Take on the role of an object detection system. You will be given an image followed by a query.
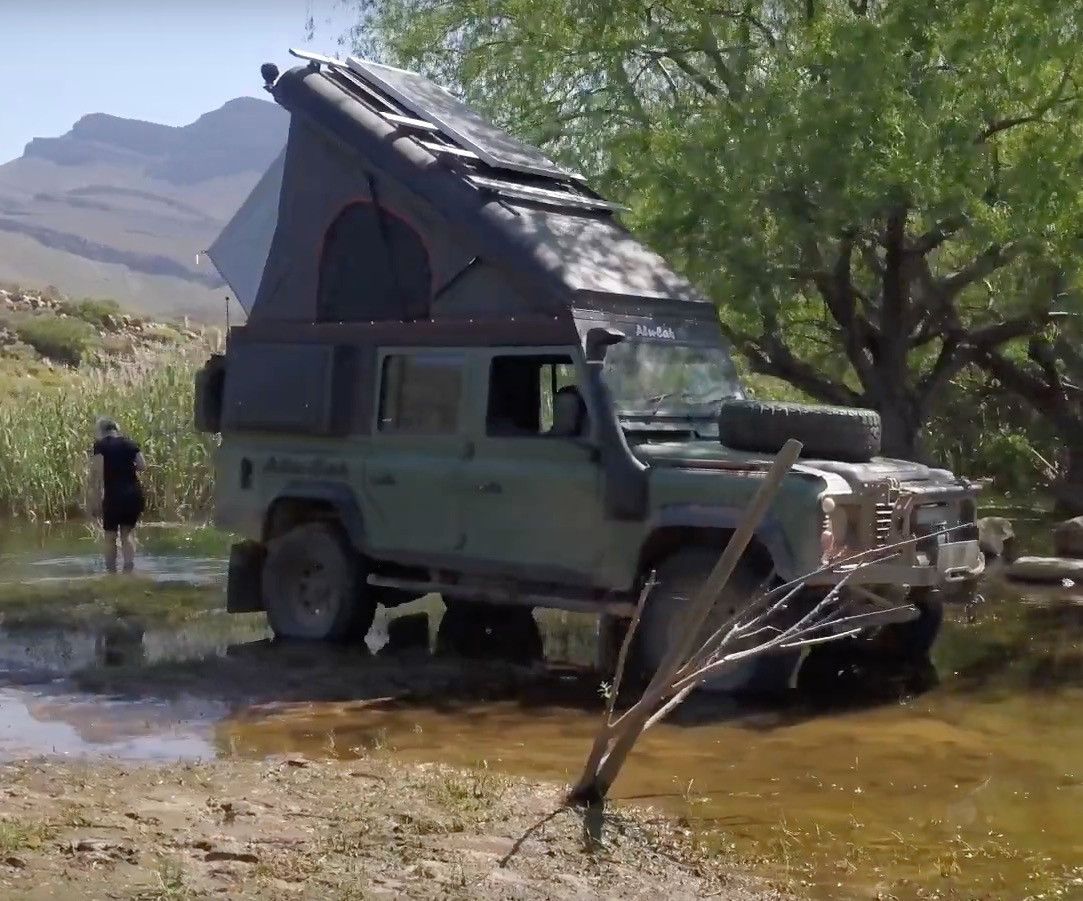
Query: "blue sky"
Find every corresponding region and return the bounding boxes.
[0,1,357,164]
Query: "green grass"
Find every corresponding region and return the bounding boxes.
[0,349,216,521]
[12,314,100,366]
[0,819,54,852]
[0,576,222,631]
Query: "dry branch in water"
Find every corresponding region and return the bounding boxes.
[570,438,920,804]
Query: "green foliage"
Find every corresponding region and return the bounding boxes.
[13,314,99,366]
[357,0,1083,461]
[0,352,215,521]
[61,296,123,330]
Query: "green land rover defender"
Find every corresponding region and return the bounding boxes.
[195,51,983,693]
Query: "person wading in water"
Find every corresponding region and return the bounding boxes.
[85,417,147,573]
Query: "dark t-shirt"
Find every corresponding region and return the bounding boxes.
[92,435,142,499]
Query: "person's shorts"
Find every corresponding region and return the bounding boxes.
[102,490,145,532]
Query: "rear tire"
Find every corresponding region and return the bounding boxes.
[262,522,374,642]
[634,547,802,696]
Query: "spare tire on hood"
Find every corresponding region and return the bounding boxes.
[718,399,881,463]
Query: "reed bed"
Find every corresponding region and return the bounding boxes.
[0,348,215,522]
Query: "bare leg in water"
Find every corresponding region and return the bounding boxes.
[103,530,119,574]
[119,526,136,573]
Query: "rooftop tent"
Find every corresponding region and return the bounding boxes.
[207,150,285,314]
[210,51,714,329]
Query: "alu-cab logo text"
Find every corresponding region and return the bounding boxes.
[635,323,677,340]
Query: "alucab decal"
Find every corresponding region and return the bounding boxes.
[634,323,677,340]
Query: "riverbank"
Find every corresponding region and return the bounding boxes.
[0,755,770,900]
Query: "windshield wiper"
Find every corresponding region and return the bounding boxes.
[644,389,730,411]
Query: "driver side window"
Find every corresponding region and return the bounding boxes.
[486,354,587,438]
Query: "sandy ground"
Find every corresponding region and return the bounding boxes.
[0,755,782,901]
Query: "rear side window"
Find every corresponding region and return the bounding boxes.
[378,353,463,434]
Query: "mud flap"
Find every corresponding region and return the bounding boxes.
[227,541,265,613]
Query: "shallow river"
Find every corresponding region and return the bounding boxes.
[0,522,1080,899]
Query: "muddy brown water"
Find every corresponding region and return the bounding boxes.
[0,524,1080,899]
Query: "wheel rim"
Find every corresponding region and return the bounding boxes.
[284,556,342,637]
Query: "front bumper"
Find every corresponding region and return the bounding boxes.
[806,539,985,588]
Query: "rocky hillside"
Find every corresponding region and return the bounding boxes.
[0,99,287,321]
[0,285,212,389]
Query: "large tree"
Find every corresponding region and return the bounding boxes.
[977,311,1083,511]
[348,0,1083,459]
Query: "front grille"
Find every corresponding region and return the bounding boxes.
[874,502,894,547]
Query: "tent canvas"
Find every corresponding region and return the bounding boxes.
[207,150,286,314]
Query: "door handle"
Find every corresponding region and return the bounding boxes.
[369,473,397,487]
[477,481,502,494]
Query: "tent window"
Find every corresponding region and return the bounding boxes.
[317,202,432,322]
[378,353,463,434]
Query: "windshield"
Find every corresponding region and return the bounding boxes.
[602,340,743,419]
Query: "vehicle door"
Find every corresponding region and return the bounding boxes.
[459,349,607,583]
[362,348,471,557]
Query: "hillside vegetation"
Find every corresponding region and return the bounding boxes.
[0,284,218,521]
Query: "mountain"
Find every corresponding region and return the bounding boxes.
[0,98,288,321]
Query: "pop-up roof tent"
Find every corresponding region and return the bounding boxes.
[207,51,719,345]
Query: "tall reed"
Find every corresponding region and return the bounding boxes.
[0,349,215,521]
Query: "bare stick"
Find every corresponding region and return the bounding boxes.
[569,578,653,799]
[572,441,803,801]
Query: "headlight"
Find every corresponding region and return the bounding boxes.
[820,496,850,561]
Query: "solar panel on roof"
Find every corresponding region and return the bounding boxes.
[346,57,582,182]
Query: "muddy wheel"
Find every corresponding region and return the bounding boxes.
[261,522,374,642]
[634,548,801,696]
[435,601,543,662]
[875,588,944,661]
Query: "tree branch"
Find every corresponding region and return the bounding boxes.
[941,242,1021,298]
[917,337,966,405]
[723,318,862,407]
[979,63,1079,142]
[975,348,1078,432]
[663,51,724,97]
[908,215,967,255]
[967,312,1048,348]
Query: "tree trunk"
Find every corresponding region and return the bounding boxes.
[1054,442,1083,517]
[875,398,925,462]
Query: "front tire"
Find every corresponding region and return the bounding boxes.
[262,522,374,642]
[634,548,802,696]
[874,587,944,662]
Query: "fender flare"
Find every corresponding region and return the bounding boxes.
[649,505,799,580]
[264,481,366,550]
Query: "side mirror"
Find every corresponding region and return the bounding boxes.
[585,327,626,364]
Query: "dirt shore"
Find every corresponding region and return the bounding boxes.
[0,755,780,900]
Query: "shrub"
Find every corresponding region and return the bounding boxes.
[61,297,122,330]
[14,315,99,366]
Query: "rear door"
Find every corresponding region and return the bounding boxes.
[362,349,470,557]
[459,349,607,583]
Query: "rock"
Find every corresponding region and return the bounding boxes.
[1053,517,1083,559]
[977,517,1016,558]
[4,855,26,869]
[203,844,259,864]
[1006,556,1083,583]
[67,838,136,863]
